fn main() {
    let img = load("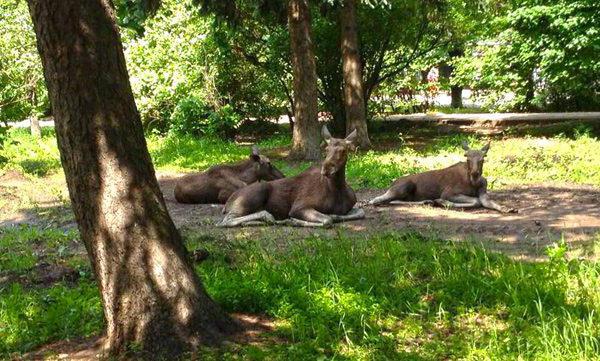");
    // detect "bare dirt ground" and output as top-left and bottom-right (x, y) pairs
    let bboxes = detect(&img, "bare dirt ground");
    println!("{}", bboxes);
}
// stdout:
(157, 174), (600, 260)
(2, 171), (599, 260)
